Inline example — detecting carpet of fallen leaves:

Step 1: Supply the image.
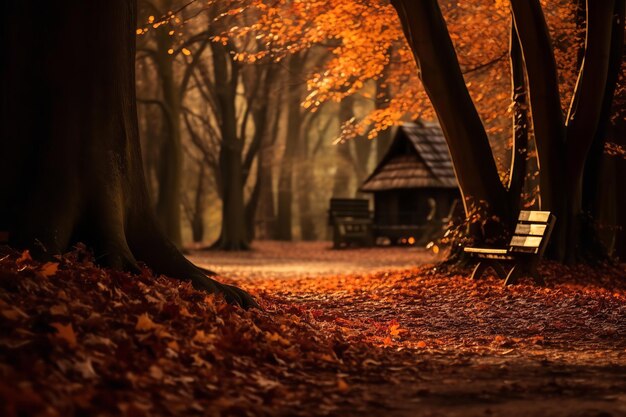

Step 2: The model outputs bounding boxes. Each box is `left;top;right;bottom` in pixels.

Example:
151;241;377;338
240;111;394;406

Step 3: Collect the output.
1;242;626;417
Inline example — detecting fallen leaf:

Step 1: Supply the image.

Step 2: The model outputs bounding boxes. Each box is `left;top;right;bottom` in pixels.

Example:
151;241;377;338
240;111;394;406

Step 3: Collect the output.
50;304;69;316
337;377;350;392
135;313;159;331
39;262;59;278
51;322;77;347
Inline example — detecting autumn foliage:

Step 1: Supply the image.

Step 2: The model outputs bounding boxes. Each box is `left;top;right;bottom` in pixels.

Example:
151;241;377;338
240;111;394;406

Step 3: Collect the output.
2;244;626;416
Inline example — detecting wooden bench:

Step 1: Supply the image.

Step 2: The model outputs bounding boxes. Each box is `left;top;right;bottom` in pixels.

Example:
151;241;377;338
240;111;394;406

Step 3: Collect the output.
464;210;556;286
328;198;374;248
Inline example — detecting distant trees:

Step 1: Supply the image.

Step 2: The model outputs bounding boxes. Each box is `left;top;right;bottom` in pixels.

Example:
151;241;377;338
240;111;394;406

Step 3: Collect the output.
130;0;624;260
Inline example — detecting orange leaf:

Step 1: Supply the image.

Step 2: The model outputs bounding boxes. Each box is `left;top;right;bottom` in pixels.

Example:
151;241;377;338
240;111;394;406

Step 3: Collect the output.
17;250;32;264
51;322;77;347
337;377;350;392
135;313;159;331
39;262;59;278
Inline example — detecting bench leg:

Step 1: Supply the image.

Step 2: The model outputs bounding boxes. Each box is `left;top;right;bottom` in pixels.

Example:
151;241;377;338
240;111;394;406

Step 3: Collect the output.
504;264;520;286
470;261;488;280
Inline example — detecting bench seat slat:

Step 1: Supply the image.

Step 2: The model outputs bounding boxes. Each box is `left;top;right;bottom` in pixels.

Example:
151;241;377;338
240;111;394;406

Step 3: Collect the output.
464;247;509;255
518;210;551;223
509;235;542;248
514;224;547;236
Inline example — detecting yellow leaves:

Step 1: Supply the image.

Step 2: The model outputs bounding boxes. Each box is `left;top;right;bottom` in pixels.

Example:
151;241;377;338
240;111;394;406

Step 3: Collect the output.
167;48;174;55
136;28;144;35
148;15;155;24
51;322;77;347
181;48;191;56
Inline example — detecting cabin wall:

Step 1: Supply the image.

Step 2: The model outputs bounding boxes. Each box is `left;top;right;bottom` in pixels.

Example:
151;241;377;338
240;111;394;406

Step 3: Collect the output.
374;188;459;227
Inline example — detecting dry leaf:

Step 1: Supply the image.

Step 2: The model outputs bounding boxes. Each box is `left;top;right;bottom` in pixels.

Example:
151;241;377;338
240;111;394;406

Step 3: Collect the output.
51;322;77;347
39;262;59;278
337;377;350;392
135;313;159;331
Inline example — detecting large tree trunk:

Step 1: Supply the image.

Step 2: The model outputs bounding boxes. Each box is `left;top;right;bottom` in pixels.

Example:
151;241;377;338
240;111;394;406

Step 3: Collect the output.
390;0;510;243
0;0;255;307
561;0;618;262
580;0;625;260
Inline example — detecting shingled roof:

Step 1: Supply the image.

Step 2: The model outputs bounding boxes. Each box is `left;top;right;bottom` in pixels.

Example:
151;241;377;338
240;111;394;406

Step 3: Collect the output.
360;120;458;192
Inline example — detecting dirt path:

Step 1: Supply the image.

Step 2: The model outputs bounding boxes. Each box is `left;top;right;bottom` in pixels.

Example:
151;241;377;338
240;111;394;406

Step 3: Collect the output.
189;241;438;278
190;242;626;417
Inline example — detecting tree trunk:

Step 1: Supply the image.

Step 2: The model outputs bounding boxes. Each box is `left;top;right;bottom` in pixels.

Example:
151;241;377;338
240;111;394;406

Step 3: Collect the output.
153;22;183;248
190;164;206;244
275;54;304;241
211;42;249;250
390;0;510;244
375;72;393;163
333;98;356;198
507;22;529;212
296;127;317;241
256;107;280;240
0;0;255;307
580;0;625;259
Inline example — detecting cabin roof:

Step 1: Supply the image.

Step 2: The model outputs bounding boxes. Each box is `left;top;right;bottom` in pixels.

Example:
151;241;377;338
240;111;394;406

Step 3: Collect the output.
360;120;458;192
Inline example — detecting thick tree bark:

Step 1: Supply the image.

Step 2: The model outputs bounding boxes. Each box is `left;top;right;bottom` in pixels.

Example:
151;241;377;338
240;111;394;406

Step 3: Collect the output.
581;0;625;259
509;0;566;220
0;0;255;307
390;0;510;243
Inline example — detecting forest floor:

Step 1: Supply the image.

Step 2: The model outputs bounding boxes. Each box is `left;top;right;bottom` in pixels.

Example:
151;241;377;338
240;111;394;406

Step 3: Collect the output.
1;241;626;417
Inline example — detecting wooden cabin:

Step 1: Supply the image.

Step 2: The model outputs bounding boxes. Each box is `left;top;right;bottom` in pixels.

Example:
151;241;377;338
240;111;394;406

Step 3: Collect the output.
360;120;461;245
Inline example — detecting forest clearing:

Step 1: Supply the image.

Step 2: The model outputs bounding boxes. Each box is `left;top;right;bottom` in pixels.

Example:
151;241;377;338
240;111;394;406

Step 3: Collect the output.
2;243;625;416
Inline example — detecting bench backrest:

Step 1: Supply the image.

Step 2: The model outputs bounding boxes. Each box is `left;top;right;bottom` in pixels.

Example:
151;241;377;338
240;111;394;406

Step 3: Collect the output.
328;198;371;225
508;210;555;256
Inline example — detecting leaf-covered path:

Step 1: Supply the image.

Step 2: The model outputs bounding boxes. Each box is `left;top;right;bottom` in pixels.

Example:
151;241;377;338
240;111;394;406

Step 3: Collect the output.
1;242;626;416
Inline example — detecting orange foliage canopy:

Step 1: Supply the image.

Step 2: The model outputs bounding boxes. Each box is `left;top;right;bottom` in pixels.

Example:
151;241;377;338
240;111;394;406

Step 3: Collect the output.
223;0;581;170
